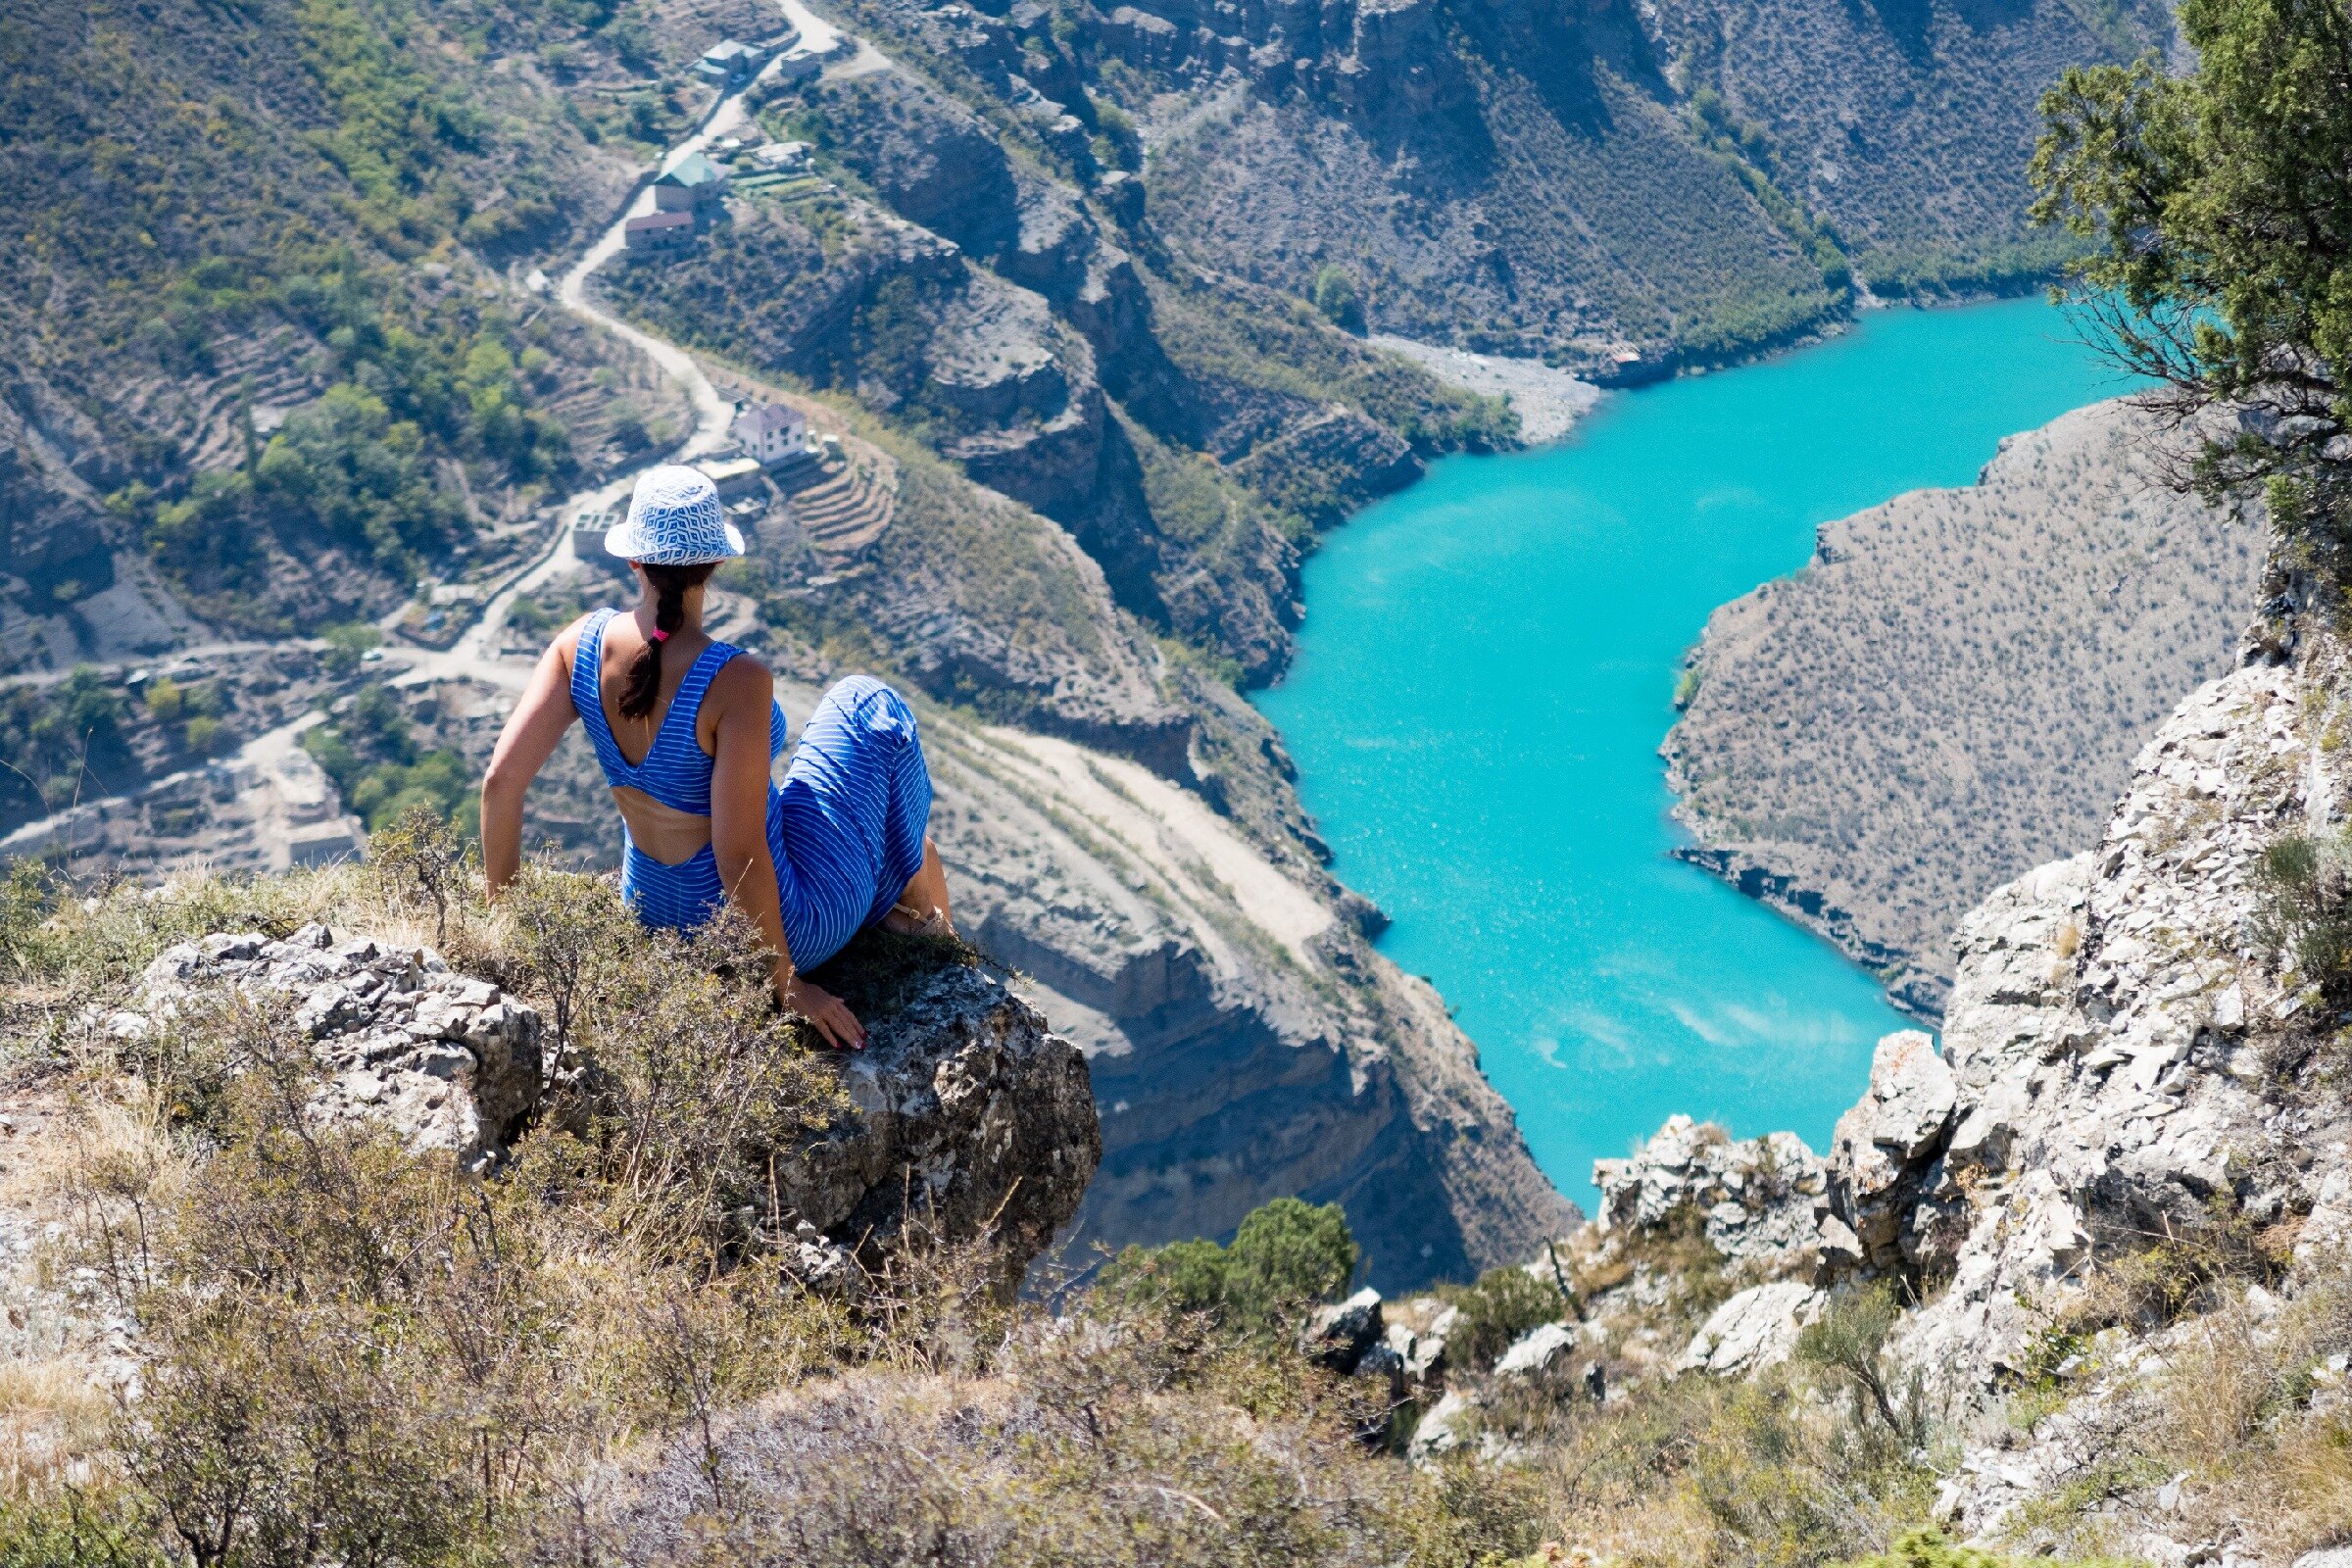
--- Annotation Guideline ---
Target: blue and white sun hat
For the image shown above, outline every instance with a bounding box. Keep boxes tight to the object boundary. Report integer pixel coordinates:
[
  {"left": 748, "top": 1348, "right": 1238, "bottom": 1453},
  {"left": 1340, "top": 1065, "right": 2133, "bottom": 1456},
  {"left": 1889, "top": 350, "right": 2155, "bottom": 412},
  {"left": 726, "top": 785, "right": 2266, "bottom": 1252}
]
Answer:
[{"left": 604, "top": 465, "right": 745, "bottom": 564}]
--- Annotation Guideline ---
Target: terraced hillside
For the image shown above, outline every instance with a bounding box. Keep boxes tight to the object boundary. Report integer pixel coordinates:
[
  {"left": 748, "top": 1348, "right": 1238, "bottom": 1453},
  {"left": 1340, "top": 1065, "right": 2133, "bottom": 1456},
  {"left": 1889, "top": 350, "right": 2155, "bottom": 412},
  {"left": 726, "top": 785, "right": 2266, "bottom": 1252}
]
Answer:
[
  {"left": 1663, "top": 399, "right": 2267, "bottom": 1017},
  {"left": 0, "top": 0, "right": 761, "bottom": 660}
]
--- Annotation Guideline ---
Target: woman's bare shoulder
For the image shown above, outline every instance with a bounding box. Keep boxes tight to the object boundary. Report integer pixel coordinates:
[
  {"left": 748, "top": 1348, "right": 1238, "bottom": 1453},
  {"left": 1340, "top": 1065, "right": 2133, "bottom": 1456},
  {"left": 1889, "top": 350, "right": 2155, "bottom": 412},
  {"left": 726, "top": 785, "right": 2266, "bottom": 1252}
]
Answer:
[
  {"left": 709, "top": 648, "right": 775, "bottom": 702},
  {"left": 546, "top": 612, "right": 600, "bottom": 663}
]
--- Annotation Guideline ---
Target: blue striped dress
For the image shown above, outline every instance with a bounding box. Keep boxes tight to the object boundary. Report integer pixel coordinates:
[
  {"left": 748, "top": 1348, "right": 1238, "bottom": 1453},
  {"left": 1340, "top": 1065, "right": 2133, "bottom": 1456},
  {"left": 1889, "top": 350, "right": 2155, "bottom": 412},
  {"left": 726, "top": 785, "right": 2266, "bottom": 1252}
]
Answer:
[{"left": 570, "top": 608, "right": 933, "bottom": 971}]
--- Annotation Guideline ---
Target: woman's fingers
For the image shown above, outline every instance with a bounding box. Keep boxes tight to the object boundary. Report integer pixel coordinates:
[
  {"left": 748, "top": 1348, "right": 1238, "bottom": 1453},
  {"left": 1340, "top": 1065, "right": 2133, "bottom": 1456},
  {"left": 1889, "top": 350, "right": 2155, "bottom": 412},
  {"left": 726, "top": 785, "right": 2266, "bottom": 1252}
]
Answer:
[{"left": 784, "top": 984, "right": 866, "bottom": 1051}]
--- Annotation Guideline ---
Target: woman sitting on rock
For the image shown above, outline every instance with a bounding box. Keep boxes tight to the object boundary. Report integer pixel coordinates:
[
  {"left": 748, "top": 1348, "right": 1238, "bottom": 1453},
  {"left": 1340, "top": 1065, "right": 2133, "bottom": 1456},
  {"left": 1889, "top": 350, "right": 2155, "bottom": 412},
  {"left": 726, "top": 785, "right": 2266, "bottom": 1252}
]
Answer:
[{"left": 481, "top": 465, "right": 952, "bottom": 1050}]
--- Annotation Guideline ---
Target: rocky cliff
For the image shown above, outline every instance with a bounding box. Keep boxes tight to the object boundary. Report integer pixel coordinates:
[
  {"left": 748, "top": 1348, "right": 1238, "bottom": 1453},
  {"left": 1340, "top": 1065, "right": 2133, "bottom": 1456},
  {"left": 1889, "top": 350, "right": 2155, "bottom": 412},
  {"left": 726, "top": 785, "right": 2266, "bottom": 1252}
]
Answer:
[{"left": 1366, "top": 603, "right": 2352, "bottom": 1561}]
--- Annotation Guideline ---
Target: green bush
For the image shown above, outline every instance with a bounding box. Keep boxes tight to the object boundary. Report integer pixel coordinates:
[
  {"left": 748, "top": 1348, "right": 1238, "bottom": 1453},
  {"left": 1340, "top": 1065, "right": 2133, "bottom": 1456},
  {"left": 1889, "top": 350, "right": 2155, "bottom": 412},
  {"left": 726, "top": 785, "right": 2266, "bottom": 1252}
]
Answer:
[
  {"left": 1439, "top": 1264, "right": 1569, "bottom": 1371},
  {"left": 1310, "top": 264, "right": 1366, "bottom": 333},
  {"left": 2251, "top": 829, "right": 2352, "bottom": 994},
  {"left": 1098, "top": 1196, "right": 1358, "bottom": 1333},
  {"left": 302, "top": 684, "right": 476, "bottom": 837}
]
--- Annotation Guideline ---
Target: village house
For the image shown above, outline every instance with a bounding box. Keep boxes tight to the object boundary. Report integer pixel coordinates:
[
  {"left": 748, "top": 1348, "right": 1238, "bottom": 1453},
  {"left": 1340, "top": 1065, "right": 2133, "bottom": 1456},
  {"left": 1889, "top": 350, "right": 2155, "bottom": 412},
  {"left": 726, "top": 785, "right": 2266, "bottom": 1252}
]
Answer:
[
  {"left": 732, "top": 401, "right": 813, "bottom": 467},
  {"left": 621, "top": 210, "right": 695, "bottom": 252},
  {"left": 652, "top": 152, "right": 728, "bottom": 214},
  {"left": 694, "top": 38, "right": 765, "bottom": 83},
  {"left": 753, "top": 139, "right": 813, "bottom": 170}
]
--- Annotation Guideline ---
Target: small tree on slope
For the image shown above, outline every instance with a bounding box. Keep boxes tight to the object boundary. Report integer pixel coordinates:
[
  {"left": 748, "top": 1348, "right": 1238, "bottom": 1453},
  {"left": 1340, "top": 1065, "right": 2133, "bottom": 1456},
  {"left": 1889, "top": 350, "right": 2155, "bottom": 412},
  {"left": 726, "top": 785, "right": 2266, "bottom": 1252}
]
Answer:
[{"left": 2031, "top": 0, "right": 2352, "bottom": 568}]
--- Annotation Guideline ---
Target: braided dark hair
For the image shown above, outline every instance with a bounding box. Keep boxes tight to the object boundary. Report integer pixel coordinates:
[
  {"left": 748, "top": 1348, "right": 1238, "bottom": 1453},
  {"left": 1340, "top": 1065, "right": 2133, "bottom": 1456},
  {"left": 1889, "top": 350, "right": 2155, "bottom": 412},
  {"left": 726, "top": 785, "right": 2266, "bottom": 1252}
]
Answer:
[{"left": 617, "top": 561, "right": 718, "bottom": 720}]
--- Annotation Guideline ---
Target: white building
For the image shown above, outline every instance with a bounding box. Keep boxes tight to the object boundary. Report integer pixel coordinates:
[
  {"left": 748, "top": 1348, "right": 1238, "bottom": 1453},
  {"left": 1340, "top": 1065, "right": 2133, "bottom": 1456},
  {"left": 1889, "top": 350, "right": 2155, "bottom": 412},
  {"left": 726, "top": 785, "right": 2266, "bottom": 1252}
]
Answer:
[{"left": 733, "top": 401, "right": 811, "bottom": 466}]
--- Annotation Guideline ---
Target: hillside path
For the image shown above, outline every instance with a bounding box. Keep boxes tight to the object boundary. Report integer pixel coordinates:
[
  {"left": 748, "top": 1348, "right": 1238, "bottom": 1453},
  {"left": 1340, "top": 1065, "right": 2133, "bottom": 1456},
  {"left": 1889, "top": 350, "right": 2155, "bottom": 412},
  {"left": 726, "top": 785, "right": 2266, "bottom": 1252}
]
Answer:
[{"left": 3, "top": 2, "right": 874, "bottom": 854}]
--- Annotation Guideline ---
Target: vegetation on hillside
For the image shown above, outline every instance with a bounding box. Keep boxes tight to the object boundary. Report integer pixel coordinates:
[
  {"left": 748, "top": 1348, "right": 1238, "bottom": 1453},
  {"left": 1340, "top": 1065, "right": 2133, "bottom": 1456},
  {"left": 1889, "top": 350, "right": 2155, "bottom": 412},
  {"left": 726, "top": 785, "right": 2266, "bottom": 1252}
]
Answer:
[
  {"left": 302, "top": 684, "right": 479, "bottom": 836},
  {"left": 1, "top": 0, "right": 710, "bottom": 638},
  {"left": 0, "top": 842, "right": 2150, "bottom": 1566}
]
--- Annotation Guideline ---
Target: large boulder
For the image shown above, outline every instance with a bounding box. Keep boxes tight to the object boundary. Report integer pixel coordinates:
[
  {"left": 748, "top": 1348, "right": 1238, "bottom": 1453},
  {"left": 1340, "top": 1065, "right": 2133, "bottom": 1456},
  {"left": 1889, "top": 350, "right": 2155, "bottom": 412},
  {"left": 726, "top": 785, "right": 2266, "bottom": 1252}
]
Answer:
[
  {"left": 768, "top": 960, "right": 1101, "bottom": 1277},
  {"left": 127, "top": 924, "right": 542, "bottom": 1166}
]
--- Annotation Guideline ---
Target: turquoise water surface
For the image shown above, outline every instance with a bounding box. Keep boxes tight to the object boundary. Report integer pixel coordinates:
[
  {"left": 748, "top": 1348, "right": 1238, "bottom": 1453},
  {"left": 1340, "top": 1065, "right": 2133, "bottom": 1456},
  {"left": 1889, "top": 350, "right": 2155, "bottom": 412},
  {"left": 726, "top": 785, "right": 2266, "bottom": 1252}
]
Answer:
[{"left": 1254, "top": 299, "right": 2138, "bottom": 1214}]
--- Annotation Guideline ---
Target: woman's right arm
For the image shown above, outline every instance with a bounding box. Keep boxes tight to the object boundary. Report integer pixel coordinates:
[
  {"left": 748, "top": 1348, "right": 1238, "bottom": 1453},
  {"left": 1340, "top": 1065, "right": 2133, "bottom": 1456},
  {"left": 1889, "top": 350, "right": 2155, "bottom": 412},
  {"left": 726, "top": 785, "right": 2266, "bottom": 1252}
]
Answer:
[{"left": 481, "top": 628, "right": 582, "bottom": 897}]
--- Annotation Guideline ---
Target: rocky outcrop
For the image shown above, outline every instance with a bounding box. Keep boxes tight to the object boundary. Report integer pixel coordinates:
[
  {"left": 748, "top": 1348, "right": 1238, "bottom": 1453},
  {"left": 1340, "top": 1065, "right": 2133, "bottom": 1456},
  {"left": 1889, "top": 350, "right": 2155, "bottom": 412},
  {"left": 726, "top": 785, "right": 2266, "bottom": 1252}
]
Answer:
[
  {"left": 122, "top": 925, "right": 545, "bottom": 1167},
  {"left": 1624, "top": 634, "right": 2352, "bottom": 1411},
  {"left": 1887, "top": 655, "right": 2346, "bottom": 1390},
  {"left": 786, "top": 959, "right": 1101, "bottom": 1272},
  {"left": 116, "top": 923, "right": 1101, "bottom": 1279},
  {"left": 1592, "top": 1112, "right": 1854, "bottom": 1280}
]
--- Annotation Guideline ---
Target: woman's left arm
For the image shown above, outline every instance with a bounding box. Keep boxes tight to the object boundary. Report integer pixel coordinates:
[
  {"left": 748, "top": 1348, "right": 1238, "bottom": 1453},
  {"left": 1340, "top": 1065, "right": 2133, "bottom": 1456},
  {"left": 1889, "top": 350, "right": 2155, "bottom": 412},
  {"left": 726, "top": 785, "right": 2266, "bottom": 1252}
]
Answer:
[
  {"left": 708, "top": 661, "right": 864, "bottom": 1050},
  {"left": 482, "top": 626, "right": 582, "bottom": 897}
]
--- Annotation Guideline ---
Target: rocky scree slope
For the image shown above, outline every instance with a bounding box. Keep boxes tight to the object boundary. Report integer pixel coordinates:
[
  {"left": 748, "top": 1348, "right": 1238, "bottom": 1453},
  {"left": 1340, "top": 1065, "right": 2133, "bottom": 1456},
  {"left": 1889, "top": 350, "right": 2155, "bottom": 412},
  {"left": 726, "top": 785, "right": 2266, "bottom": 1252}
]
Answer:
[{"left": 1666, "top": 398, "right": 2265, "bottom": 1018}]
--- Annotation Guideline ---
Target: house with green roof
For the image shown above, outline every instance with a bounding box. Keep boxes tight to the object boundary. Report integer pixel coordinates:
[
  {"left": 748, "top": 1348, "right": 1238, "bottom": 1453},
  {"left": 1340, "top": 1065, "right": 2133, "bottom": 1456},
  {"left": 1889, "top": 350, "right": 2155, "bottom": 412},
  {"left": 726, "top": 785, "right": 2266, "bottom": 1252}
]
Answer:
[{"left": 652, "top": 153, "right": 728, "bottom": 215}]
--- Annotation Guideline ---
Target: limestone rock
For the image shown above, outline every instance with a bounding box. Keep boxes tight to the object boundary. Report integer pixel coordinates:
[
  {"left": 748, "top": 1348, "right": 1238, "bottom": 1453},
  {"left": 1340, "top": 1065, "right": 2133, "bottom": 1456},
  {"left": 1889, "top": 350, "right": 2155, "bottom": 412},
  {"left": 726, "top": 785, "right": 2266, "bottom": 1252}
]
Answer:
[
  {"left": 776, "top": 961, "right": 1099, "bottom": 1277},
  {"left": 1300, "top": 1287, "right": 1384, "bottom": 1372},
  {"left": 1679, "top": 1280, "right": 1826, "bottom": 1377},
  {"left": 1827, "top": 1031, "right": 1959, "bottom": 1274},
  {"left": 130, "top": 923, "right": 541, "bottom": 1166},
  {"left": 1592, "top": 1113, "right": 1838, "bottom": 1279},
  {"left": 1894, "top": 660, "right": 2352, "bottom": 1389},
  {"left": 1407, "top": 1389, "right": 1474, "bottom": 1463},
  {"left": 1493, "top": 1320, "right": 1579, "bottom": 1379}
]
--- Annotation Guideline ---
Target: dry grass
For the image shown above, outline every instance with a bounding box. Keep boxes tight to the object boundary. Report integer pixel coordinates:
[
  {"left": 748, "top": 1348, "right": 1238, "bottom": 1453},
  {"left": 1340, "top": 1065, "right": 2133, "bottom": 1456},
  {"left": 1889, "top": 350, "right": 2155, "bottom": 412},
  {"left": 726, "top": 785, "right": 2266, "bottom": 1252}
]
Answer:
[{"left": 2151, "top": 1258, "right": 2352, "bottom": 1558}]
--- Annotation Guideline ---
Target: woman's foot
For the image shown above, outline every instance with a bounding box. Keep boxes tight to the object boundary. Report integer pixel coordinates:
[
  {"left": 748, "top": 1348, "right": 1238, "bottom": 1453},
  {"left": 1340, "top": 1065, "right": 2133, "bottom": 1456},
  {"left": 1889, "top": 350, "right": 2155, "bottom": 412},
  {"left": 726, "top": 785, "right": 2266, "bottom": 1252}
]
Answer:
[
  {"left": 881, "top": 901, "right": 955, "bottom": 939},
  {"left": 882, "top": 836, "right": 956, "bottom": 938}
]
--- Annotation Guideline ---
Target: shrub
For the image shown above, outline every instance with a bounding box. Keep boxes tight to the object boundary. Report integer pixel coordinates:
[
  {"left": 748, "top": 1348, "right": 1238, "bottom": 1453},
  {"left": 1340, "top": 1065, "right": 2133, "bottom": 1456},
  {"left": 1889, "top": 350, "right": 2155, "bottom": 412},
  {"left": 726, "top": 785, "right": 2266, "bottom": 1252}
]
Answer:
[
  {"left": 2251, "top": 829, "right": 2352, "bottom": 994},
  {"left": 1795, "top": 1283, "right": 1929, "bottom": 1448},
  {"left": 1440, "top": 1264, "right": 1569, "bottom": 1371},
  {"left": 1097, "top": 1197, "right": 1358, "bottom": 1334},
  {"left": 1310, "top": 264, "right": 1365, "bottom": 333}
]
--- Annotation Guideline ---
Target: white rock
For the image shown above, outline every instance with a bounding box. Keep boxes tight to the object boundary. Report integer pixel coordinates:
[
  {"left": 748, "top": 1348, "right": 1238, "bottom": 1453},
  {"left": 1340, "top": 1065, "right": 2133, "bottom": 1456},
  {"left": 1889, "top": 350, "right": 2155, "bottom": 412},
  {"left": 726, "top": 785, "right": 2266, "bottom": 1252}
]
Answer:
[
  {"left": 1679, "top": 1280, "right": 1826, "bottom": 1377},
  {"left": 1493, "top": 1320, "right": 1578, "bottom": 1379},
  {"left": 1407, "top": 1390, "right": 1473, "bottom": 1463}
]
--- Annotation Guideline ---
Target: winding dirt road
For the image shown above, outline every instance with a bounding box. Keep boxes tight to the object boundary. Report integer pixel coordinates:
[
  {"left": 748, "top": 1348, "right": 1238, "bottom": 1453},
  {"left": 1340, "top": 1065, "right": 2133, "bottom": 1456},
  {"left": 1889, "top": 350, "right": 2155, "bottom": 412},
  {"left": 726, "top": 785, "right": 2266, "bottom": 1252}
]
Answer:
[{"left": 2, "top": 9, "right": 866, "bottom": 860}]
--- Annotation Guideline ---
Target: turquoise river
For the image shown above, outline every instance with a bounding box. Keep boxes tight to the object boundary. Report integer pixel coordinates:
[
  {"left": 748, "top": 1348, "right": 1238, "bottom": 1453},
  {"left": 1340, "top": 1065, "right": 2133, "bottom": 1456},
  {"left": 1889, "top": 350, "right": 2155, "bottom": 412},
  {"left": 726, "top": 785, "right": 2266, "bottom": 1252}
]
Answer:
[{"left": 1253, "top": 298, "right": 2141, "bottom": 1213}]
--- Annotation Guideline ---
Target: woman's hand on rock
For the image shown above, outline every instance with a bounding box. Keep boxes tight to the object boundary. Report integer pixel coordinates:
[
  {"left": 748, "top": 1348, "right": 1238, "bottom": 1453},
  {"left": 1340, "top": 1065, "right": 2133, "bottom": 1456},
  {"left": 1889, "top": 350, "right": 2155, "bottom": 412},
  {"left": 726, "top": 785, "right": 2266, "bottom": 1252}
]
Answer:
[{"left": 781, "top": 973, "right": 865, "bottom": 1051}]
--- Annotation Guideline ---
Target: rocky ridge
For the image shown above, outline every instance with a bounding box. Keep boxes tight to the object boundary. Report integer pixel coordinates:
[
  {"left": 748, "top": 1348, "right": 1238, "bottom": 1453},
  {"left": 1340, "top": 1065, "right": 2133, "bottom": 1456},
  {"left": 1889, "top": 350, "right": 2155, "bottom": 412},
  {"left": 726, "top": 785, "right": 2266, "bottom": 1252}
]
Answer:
[{"left": 1348, "top": 615, "right": 2352, "bottom": 1560}]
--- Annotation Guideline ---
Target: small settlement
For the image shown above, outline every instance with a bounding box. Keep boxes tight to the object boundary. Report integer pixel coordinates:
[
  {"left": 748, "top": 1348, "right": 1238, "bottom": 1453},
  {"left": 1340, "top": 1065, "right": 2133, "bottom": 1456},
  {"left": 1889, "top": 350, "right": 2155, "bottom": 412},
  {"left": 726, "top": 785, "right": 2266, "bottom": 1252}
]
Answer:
[{"left": 620, "top": 27, "right": 834, "bottom": 257}]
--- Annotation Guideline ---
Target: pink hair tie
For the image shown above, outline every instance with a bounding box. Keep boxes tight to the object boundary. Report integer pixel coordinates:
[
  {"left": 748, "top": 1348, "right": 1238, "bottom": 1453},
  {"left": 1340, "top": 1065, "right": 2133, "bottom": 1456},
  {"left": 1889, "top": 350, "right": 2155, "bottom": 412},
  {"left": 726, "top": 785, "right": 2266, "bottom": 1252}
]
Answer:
[{"left": 650, "top": 629, "right": 670, "bottom": 643}]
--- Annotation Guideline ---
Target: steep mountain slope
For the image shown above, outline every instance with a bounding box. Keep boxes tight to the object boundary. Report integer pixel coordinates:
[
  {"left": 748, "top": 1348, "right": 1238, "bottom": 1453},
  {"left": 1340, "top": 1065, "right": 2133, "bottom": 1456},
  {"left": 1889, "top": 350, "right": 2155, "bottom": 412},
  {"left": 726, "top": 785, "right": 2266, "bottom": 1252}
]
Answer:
[
  {"left": 0, "top": 0, "right": 760, "bottom": 661},
  {"left": 1665, "top": 399, "right": 2265, "bottom": 1017},
  {"left": 809, "top": 0, "right": 2167, "bottom": 373},
  {"left": 1642, "top": 0, "right": 2166, "bottom": 293}
]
